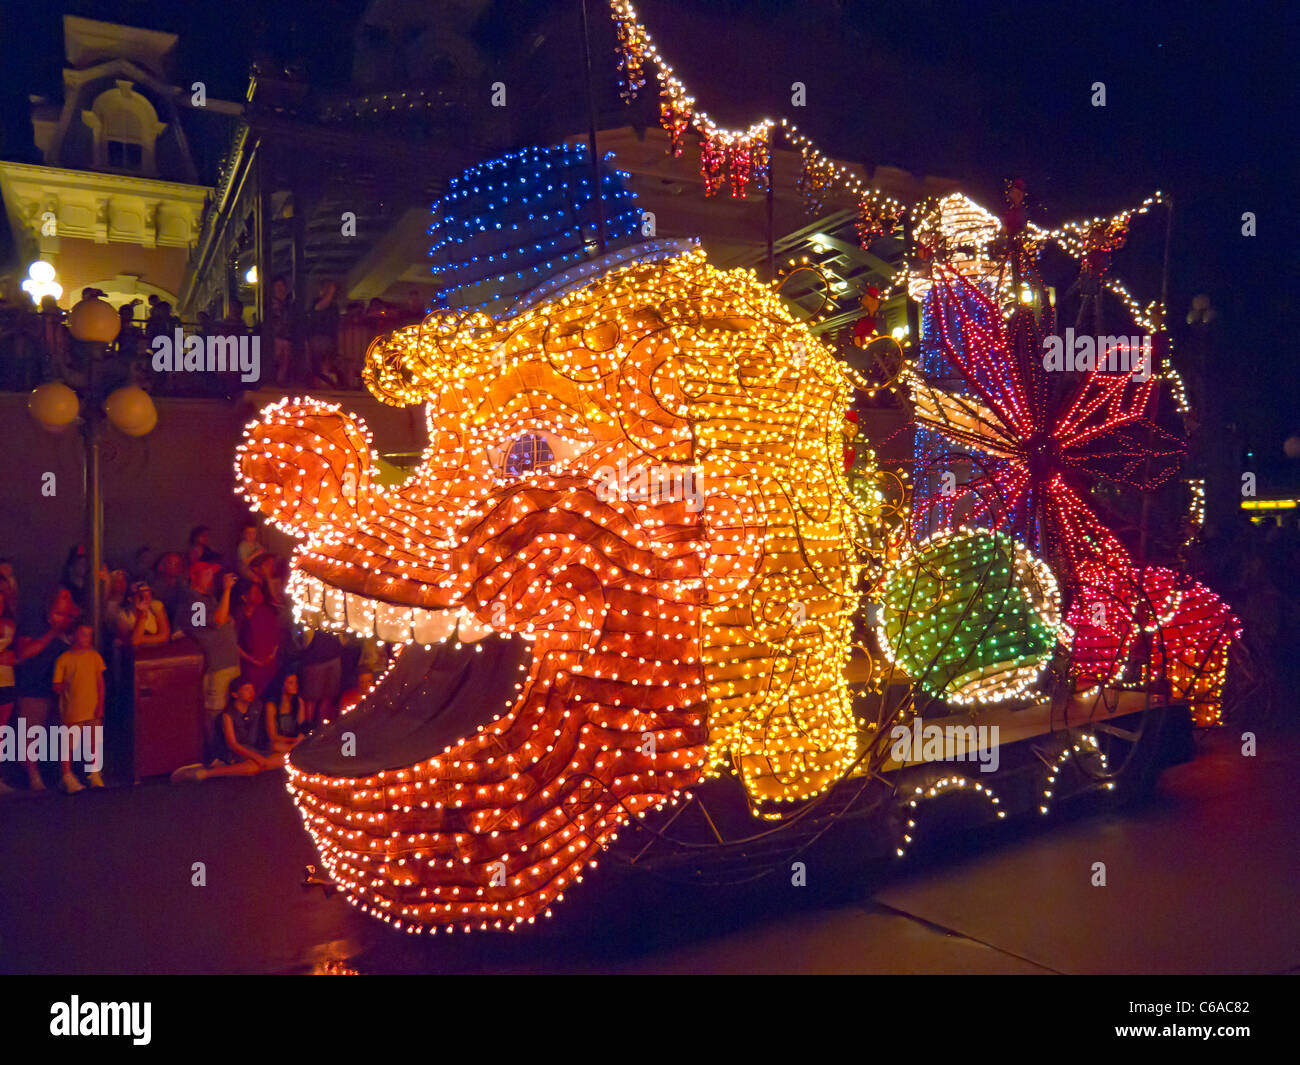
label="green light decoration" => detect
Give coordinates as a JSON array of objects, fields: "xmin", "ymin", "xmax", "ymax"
[{"xmin": 876, "ymin": 528, "xmax": 1064, "ymax": 706}]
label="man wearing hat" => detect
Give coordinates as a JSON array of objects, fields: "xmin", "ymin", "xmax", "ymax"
[{"xmin": 115, "ymin": 580, "xmax": 171, "ymax": 649}]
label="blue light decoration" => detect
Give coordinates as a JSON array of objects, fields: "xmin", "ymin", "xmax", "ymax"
[
  {"xmin": 428, "ymin": 143, "xmax": 648, "ymax": 318},
  {"xmin": 911, "ymin": 281, "xmax": 1004, "ymax": 539},
  {"xmin": 913, "ymin": 290, "xmax": 973, "ymax": 536}
]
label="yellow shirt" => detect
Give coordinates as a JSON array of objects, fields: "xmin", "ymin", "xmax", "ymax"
[{"xmin": 53, "ymin": 647, "xmax": 105, "ymax": 724}]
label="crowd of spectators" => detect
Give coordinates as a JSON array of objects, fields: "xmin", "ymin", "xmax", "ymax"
[
  {"xmin": 0, "ymin": 520, "xmax": 386, "ymax": 794},
  {"xmin": 2, "ymin": 509, "xmax": 1295, "ymax": 794},
  {"xmin": 0, "ymin": 281, "xmax": 430, "ymax": 395}
]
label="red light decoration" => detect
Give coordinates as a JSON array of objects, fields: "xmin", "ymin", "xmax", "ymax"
[
  {"xmin": 1067, "ymin": 563, "xmax": 1241, "ymax": 725},
  {"xmin": 909, "ymin": 260, "xmax": 1183, "ymax": 587},
  {"xmin": 608, "ymin": 1, "xmax": 775, "ymax": 199},
  {"xmin": 908, "ymin": 257, "xmax": 1241, "ymax": 718}
]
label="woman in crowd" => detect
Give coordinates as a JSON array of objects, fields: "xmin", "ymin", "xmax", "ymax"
[
  {"xmin": 269, "ymin": 276, "xmax": 296, "ymax": 386},
  {"xmin": 248, "ymin": 552, "xmax": 288, "ymax": 619},
  {"xmin": 11, "ymin": 587, "xmax": 80, "ymax": 791},
  {"xmin": 60, "ymin": 545, "xmax": 90, "ymax": 609},
  {"xmin": 306, "ymin": 280, "xmax": 340, "ymax": 386},
  {"xmin": 187, "ymin": 526, "xmax": 221, "ymax": 567},
  {"xmin": 103, "ymin": 569, "xmax": 129, "ymax": 626},
  {"xmin": 264, "ymin": 671, "xmax": 304, "ymax": 752},
  {"xmin": 150, "ymin": 552, "xmax": 187, "ymax": 626}
]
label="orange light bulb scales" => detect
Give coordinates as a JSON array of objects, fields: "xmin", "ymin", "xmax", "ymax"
[{"xmin": 238, "ymin": 250, "xmax": 885, "ymax": 930}]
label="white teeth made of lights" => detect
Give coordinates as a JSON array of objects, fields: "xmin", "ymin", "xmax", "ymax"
[{"xmin": 291, "ymin": 571, "xmax": 496, "ymax": 645}]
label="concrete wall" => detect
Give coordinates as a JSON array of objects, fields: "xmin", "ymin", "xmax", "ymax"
[{"xmin": 1, "ymin": 388, "xmax": 427, "ymax": 632}]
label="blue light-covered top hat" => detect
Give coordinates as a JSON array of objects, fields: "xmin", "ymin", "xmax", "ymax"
[{"xmin": 428, "ymin": 143, "xmax": 694, "ymax": 319}]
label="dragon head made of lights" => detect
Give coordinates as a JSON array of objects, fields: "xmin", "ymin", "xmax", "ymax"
[{"xmin": 235, "ymin": 146, "xmax": 887, "ymax": 932}]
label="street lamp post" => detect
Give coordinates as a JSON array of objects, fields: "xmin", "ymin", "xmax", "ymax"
[{"xmin": 66, "ymin": 296, "xmax": 121, "ymax": 647}]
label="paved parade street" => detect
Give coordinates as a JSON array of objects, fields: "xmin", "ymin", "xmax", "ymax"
[{"xmin": 3, "ymin": 727, "xmax": 1295, "ymax": 975}]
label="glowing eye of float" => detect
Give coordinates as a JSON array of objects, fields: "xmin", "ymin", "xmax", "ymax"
[{"xmin": 500, "ymin": 433, "xmax": 556, "ymax": 476}]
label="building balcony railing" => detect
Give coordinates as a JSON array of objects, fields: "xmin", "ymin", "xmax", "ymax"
[{"xmin": 0, "ymin": 298, "xmax": 423, "ymax": 397}]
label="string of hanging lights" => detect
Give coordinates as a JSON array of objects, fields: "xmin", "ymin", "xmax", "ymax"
[
  {"xmin": 610, "ymin": 0, "xmax": 1162, "ymax": 277},
  {"xmin": 609, "ymin": 0, "xmax": 773, "ymax": 198},
  {"xmin": 609, "ymin": 0, "xmax": 901, "ymax": 227}
]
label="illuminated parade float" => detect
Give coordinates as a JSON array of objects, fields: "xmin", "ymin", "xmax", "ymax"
[{"xmin": 230, "ymin": 5, "xmax": 1243, "ymax": 936}]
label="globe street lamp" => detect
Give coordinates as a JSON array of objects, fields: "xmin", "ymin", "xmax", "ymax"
[
  {"xmin": 21, "ymin": 260, "xmax": 63, "ymax": 304},
  {"xmin": 28, "ymin": 293, "xmax": 157, "ymax": 646}
]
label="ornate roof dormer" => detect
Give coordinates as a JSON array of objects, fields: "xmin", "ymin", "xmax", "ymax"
[
  {"xmin": 32, "ymin": 16, "xmax": 199, "ymax": 185},
  {"xmin": 80, "ymin": 79, "xmax": 169, "ymax": 178}
]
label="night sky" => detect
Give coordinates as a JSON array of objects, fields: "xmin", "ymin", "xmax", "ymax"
[{"xmin": 1, "ymin": 0, "xmax": 1292, "ymax": 470}]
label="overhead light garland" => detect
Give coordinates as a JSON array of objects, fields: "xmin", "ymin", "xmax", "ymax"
[
  {"xmin": 610, "ymin": 0, "xmax": 773, "ymax": 198},
  {"xmin": 779, "ymin": 120, "xmax": 904, "ymax": 235},
  {"xmin": 609, "ymin": 0, "xmax": 900, "ymax": 228},
  {"xmin": 1024, "ymin": 192, "xmax": 1164, "ymax": 260},
  {"xmin": 608, "ymin": 0, "xmax": 1169, "ymax": 316}
]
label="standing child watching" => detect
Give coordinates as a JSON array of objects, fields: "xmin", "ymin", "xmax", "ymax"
[
  {"xmin": 51, "ymin": 623, "xmax": 105, "ymax": 791},
  {"xmin": 235, "ymin": 522, "xmax": 266, "ymax": 579}
]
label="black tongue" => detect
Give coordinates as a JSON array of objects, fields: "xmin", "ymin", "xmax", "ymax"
[{"xmin": 291, "ymin": 634, "xmax": 530, "ymax": 777}]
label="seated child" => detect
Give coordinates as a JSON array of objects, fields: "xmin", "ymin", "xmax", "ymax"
[{"xmin": 169, "ymin": 678, "xmax": 286, "ymax": 782}]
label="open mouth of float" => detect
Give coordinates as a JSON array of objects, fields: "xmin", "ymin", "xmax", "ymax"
[
  {"xmin": 278, "ymin": 560, "xmax": 706, "ymax": 933},
  {"xmin": 286, "ymin": 572, "xmax": 531, "ymax": 778}
]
